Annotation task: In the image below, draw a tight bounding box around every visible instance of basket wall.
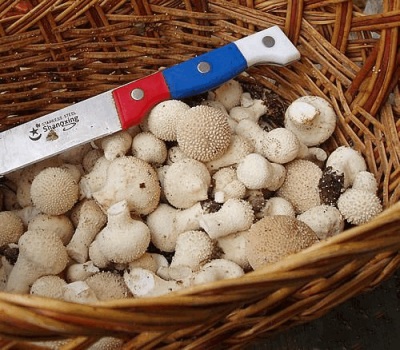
[0,0,399,349]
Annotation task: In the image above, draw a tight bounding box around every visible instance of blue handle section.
[162,43,248,99]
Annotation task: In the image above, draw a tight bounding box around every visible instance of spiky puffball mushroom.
[62,281,99,304]
[212,167,246,203]
[192,259,244,285]
[199,198,254,239]
[206,134,254,172]
[163,158,211,209]
[66,200,107,264]
[236,153,286,191]
[217,231,250,270]
[213,79,243,111]
[352,171,378,194]
[85,271,131,300]
[325,146,367,188]
[99,130,132,161]
[170,230,214,271]
[124,267,186,297]
[263,127,301,164]
[89,200,150,268]
[30,275,67,299]
[277,159,323,214]
[260,197,296,218]
[0,211,24,246]
[30,167,79,215]
[28,213,74,245]
[245,215,319,269]
[80,156,111,199]
[147,99,191,141]
[92,156,160,215]
[284,95,337,146]
[297,205,344,240]
[146,202,203,252]
[6,230,69,293]
[176,105,231,162]
[132,132,168,166]
[337,188,383,225]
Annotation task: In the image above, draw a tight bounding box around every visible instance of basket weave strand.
[0,0,400,349]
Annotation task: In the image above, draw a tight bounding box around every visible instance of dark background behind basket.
[0,0,399,349]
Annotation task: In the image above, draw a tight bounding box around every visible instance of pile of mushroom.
[0,79,383,302]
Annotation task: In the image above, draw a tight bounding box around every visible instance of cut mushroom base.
[0,79,383,299]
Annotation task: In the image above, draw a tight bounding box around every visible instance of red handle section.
[112,71,171,129]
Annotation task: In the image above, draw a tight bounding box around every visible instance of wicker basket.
[0,0,399,349]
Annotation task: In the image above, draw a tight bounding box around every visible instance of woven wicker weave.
[0,0,399,349]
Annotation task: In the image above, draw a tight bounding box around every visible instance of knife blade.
[0,26,300,175]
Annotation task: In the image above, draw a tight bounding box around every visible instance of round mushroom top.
[264,127,300,164]
[337,188,382,225]
[85,271,130,300]
[245,215,319,269]
[18,230,68,273]
[177,105,231,162]
[132,132,167,165]
[0,211,24,246]
[147,100,190,141]
[30,167,79,215]
[277,159,322,214]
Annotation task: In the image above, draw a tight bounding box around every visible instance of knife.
[0,26,300,175]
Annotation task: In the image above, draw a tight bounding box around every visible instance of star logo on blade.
[29,127,42,141]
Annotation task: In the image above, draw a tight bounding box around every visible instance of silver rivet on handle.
[262,36,275,48]
[131,88,145,100]
[197,61,211,73]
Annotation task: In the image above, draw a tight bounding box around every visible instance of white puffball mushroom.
[147,100,190,141]
[163,158,211,209]
[124,267,186,297]
[62,281,99,304]
[146,202,203,252]
[260,197,296,218]
[277,159,322,214]
[89,200,150,267]
[132,132,167,165]
[199,198,254,239]
[206,134,254,172]
[213,79,243,111]
[235,119,269,157]
[297,205,344,239]
[82,148,104,173]
[6,230,69,293]
[80,156,111,199]
[85,271,130,300]
[217,231,250,270]
[263,128,301,164]
[13,205,41,227]
[30,275,67,299]
[128,253,168,274]
[166,146,188,165]
[28,213,74,245]
[177,105,232,162]
[352,171,378,194]
[100,130,132,161]
[325,146,367,188]
[246,215,319,269]
[236,153,285,191]
[284,95,337,146]
[212,167,246,203]
[192,259,244,286]
[170,230,214,271]
[0,211,24,246]
[229,99,267,123]
[30,167,79,215]
[66,200,107,264]
[66,261,100,282]
[92,156,161,215]
[337,188,383,225]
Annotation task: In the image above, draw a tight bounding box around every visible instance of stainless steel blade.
[0,91,121,175]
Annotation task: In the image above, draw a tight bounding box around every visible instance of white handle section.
[234,26,300,67]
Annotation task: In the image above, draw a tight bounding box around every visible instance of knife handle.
[112,26,300,129]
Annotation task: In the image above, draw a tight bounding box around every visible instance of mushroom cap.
[192,258,244,285]
[163,158,211,209]
[92,156,160,215]
[85,271,130,300]
[213,79,243,111]
[147,100,190,141]
[277,159,322,214]
[337,188,383,225]
[132,132,168,165]
[352,171,378,194]
[0,211,24,246]
[264,128,300,164]
[261,197,296,217]
[246,215,319,269]
[284,95,337,146]
[30,275,67,299]
[236,153,274,190]
[177,105,231,162]
[30,167,79,215]
[28,213,74,245]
